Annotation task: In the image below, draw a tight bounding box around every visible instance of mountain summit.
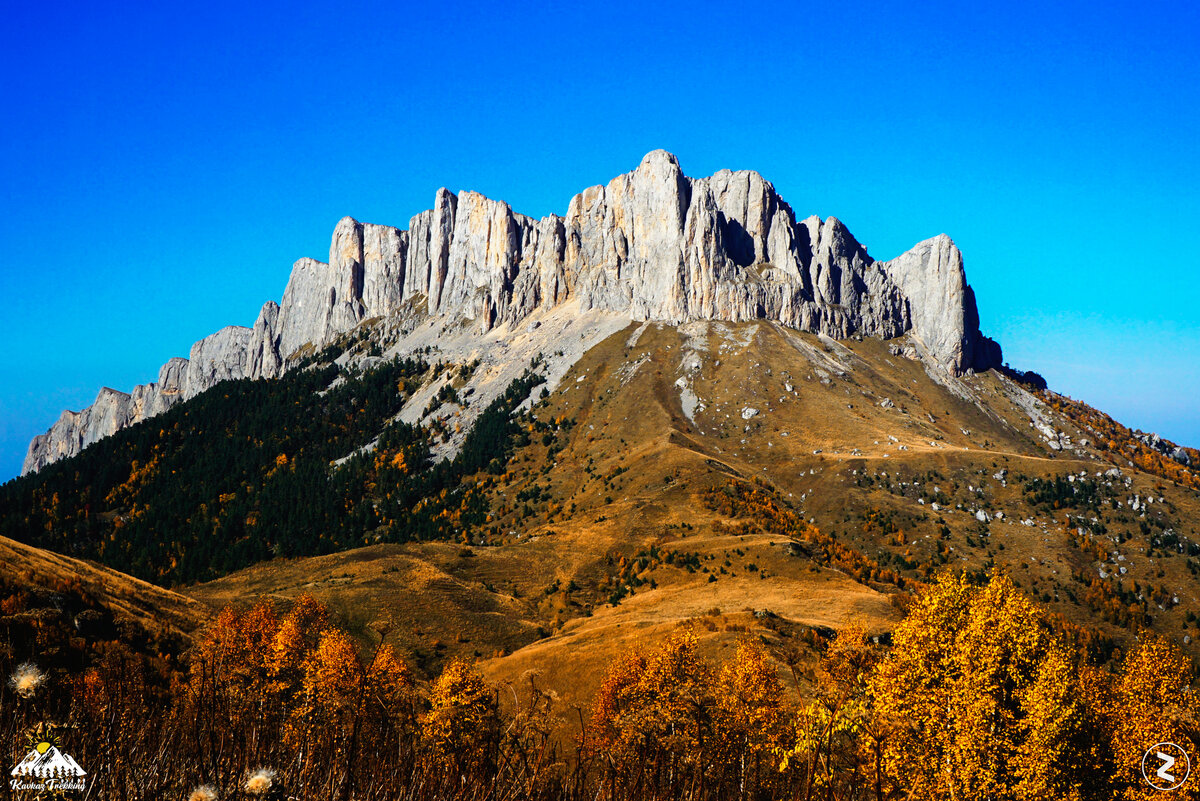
[23,151,1000,474]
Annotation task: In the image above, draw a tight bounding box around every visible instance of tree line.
[0,355,544,585]
[3,571,1196,800]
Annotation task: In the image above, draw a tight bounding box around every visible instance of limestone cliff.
[23,151,1001,475]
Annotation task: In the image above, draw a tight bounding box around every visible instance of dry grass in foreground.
[4,570,1199,800]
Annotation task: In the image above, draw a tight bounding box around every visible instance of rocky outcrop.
[1136,431,1194,467]
[878,233,1001,373]
[20,325,260,475]
[23,150,1003,475]
[181,326,254,399]
[248,302,283,380]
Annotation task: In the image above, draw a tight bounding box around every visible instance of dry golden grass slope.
[0,533,208,639]
[183,320,1200,713]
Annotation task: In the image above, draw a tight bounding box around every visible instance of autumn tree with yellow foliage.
[173,595,418,799]
[12,572,1200,800]
[590,628,800,799]
[422,657,499,776]
[869,572,1178,801]
[1100,633,1200,799]
[589,628,723,796]
[779,625,888,801]
[715,639,791,772]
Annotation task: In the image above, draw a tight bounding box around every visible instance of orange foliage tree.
[870,573,1097,800]
[176,594,416,798]
[422,657,500,777]
[589,627,797,799]
[1100,634,1200,800]
[781,625,888,800]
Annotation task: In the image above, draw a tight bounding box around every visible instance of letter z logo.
[1156,751,1177,784]
[1142,743,1190,791]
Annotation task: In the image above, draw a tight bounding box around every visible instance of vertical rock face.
[24,389,132,475]
[277,257,332,359]
[181,326,254,400]
[23,150,1003,474]
[440,191,525,325]
[876,234,1001,373]
[248,302,282,380]
[408,188,458,310]
[21,355,195,475]
[362,224,407,319]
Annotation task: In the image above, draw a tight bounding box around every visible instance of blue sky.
[1,0,1197,481]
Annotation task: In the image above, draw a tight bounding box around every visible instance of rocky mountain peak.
[23,151,1002,475]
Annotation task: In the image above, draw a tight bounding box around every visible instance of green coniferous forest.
[0,348,545,586]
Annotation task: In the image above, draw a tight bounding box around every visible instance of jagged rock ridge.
[23,150,1002,475]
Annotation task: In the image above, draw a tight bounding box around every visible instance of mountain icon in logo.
[11,741,86,779]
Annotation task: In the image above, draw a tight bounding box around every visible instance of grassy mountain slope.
[0,532,207,640]
[89,318,1194,710]
[4,315,1200,715]
[0,532,207,736]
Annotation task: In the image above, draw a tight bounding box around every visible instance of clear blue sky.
[1,0,1197,481]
